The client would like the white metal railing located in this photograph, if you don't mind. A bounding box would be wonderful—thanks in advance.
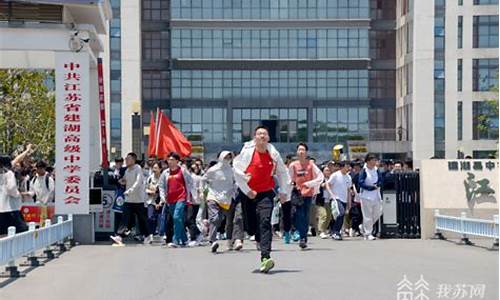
[0,215,73,271]
[434,210,499,246]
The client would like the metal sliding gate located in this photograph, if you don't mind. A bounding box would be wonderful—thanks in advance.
[380,171,421,239]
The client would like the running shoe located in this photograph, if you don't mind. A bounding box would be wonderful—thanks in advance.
[299,239,308,249]
[283,231,291,244]
[319,232,330,239]
[211,241,219,253]
[234,239,244,251]
[292,231,300,242]
[110,235,124,246]
[259,258,275,273]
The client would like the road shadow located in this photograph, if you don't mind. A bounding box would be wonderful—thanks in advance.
[251,269,302,274]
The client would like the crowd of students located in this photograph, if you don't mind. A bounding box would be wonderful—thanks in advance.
[0,144,56,235]
[0,126,412,272]
[107,125,403,273]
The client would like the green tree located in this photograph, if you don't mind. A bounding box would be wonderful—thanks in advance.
[0,69,55,161]
[476,81,499,158]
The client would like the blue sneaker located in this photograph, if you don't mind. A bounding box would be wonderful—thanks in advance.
[283,231,291,244]
[292,231,300,242]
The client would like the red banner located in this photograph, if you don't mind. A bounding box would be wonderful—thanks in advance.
[21,205,55,224]
[97,58,109,168]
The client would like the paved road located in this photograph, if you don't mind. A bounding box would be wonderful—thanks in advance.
[0,237,498,300]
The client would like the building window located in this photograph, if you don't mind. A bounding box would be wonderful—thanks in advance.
[473,150,497,158]
[457,59,463,92]
[473,16,499,48]
[312,107,368,143]
[172,70,369,100]
[369,70,395,99]
[458,16,463,48]
[171,0,370,19]
[171,28,369,59]
[457,101,463,140]
[142,31,170,60]
[171,108,226,143]
[473,59,499,91]
[459,0,463,5]
[142,0,170,21]
[142,71,170,100]
[473,101,499,140]
[473,0,499,4]
[233,108,307,143]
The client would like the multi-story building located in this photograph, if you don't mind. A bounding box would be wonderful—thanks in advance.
[114,0,498,161]
[114,0,399,161]
[396,0,499,160]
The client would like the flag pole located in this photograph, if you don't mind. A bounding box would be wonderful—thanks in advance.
[155,107,161,157]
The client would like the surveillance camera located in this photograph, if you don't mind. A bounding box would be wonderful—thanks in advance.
[79,31,90,41]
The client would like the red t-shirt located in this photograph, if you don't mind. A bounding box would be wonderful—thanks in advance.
[167,168,187,204]
[246,149,275,193]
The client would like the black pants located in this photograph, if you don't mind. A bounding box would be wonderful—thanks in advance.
[281,201,292,232]
[240,189,275,260]
[0,211,28,235]
[117,203,149,237]
[185,204,200,241]
[350,204,363,232]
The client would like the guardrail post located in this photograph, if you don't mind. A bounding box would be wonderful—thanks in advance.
[492,215,499,250]
[2,227,22,278]
[43,219,55,260]
[68,214,76,247]
[24,222,42,267]
[460,212,473,246]
[433,209,446,240]
[56,216,67,253]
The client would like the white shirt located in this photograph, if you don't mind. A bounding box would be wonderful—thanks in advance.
[360,167,381,202]
[327,171,352,203]
[0,170,22,212]
[29,173,55,204]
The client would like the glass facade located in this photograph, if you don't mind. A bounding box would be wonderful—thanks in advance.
[142,31,170,61]
[457,59,462,92]
[171,0,370,19]
[457,101,463,141]
[233,108,307,143]
[171,28,369,59]
[171,108,227,143]
[110,0,122,156]
[171,70,369,99]
[143,0,170,21]
[434,0,445,158]
[457,16,463,49]
[473,59,499,91]
[313,107,369,143]
[473,15,499,48]
[473,101,499,140]
[473,0,498,4]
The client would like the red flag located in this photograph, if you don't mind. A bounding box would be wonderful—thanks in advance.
[156,111,192,158]
[147,110,157,157]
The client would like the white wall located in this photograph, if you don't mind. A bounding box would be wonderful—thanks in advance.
[411,1,436,160]
[120,0,142,156]
[445,1,499,158]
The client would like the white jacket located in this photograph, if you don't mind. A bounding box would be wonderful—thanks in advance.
[124,164,145,203]
[233,141,291,200]
[203,151,236,207]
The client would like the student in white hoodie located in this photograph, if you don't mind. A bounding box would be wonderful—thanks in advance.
[26,160,54,204]
[110,152,149,246]
[0,156,28,235]
[203,151,244,253]
[233,126,291,273]
[358,153,383,241]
